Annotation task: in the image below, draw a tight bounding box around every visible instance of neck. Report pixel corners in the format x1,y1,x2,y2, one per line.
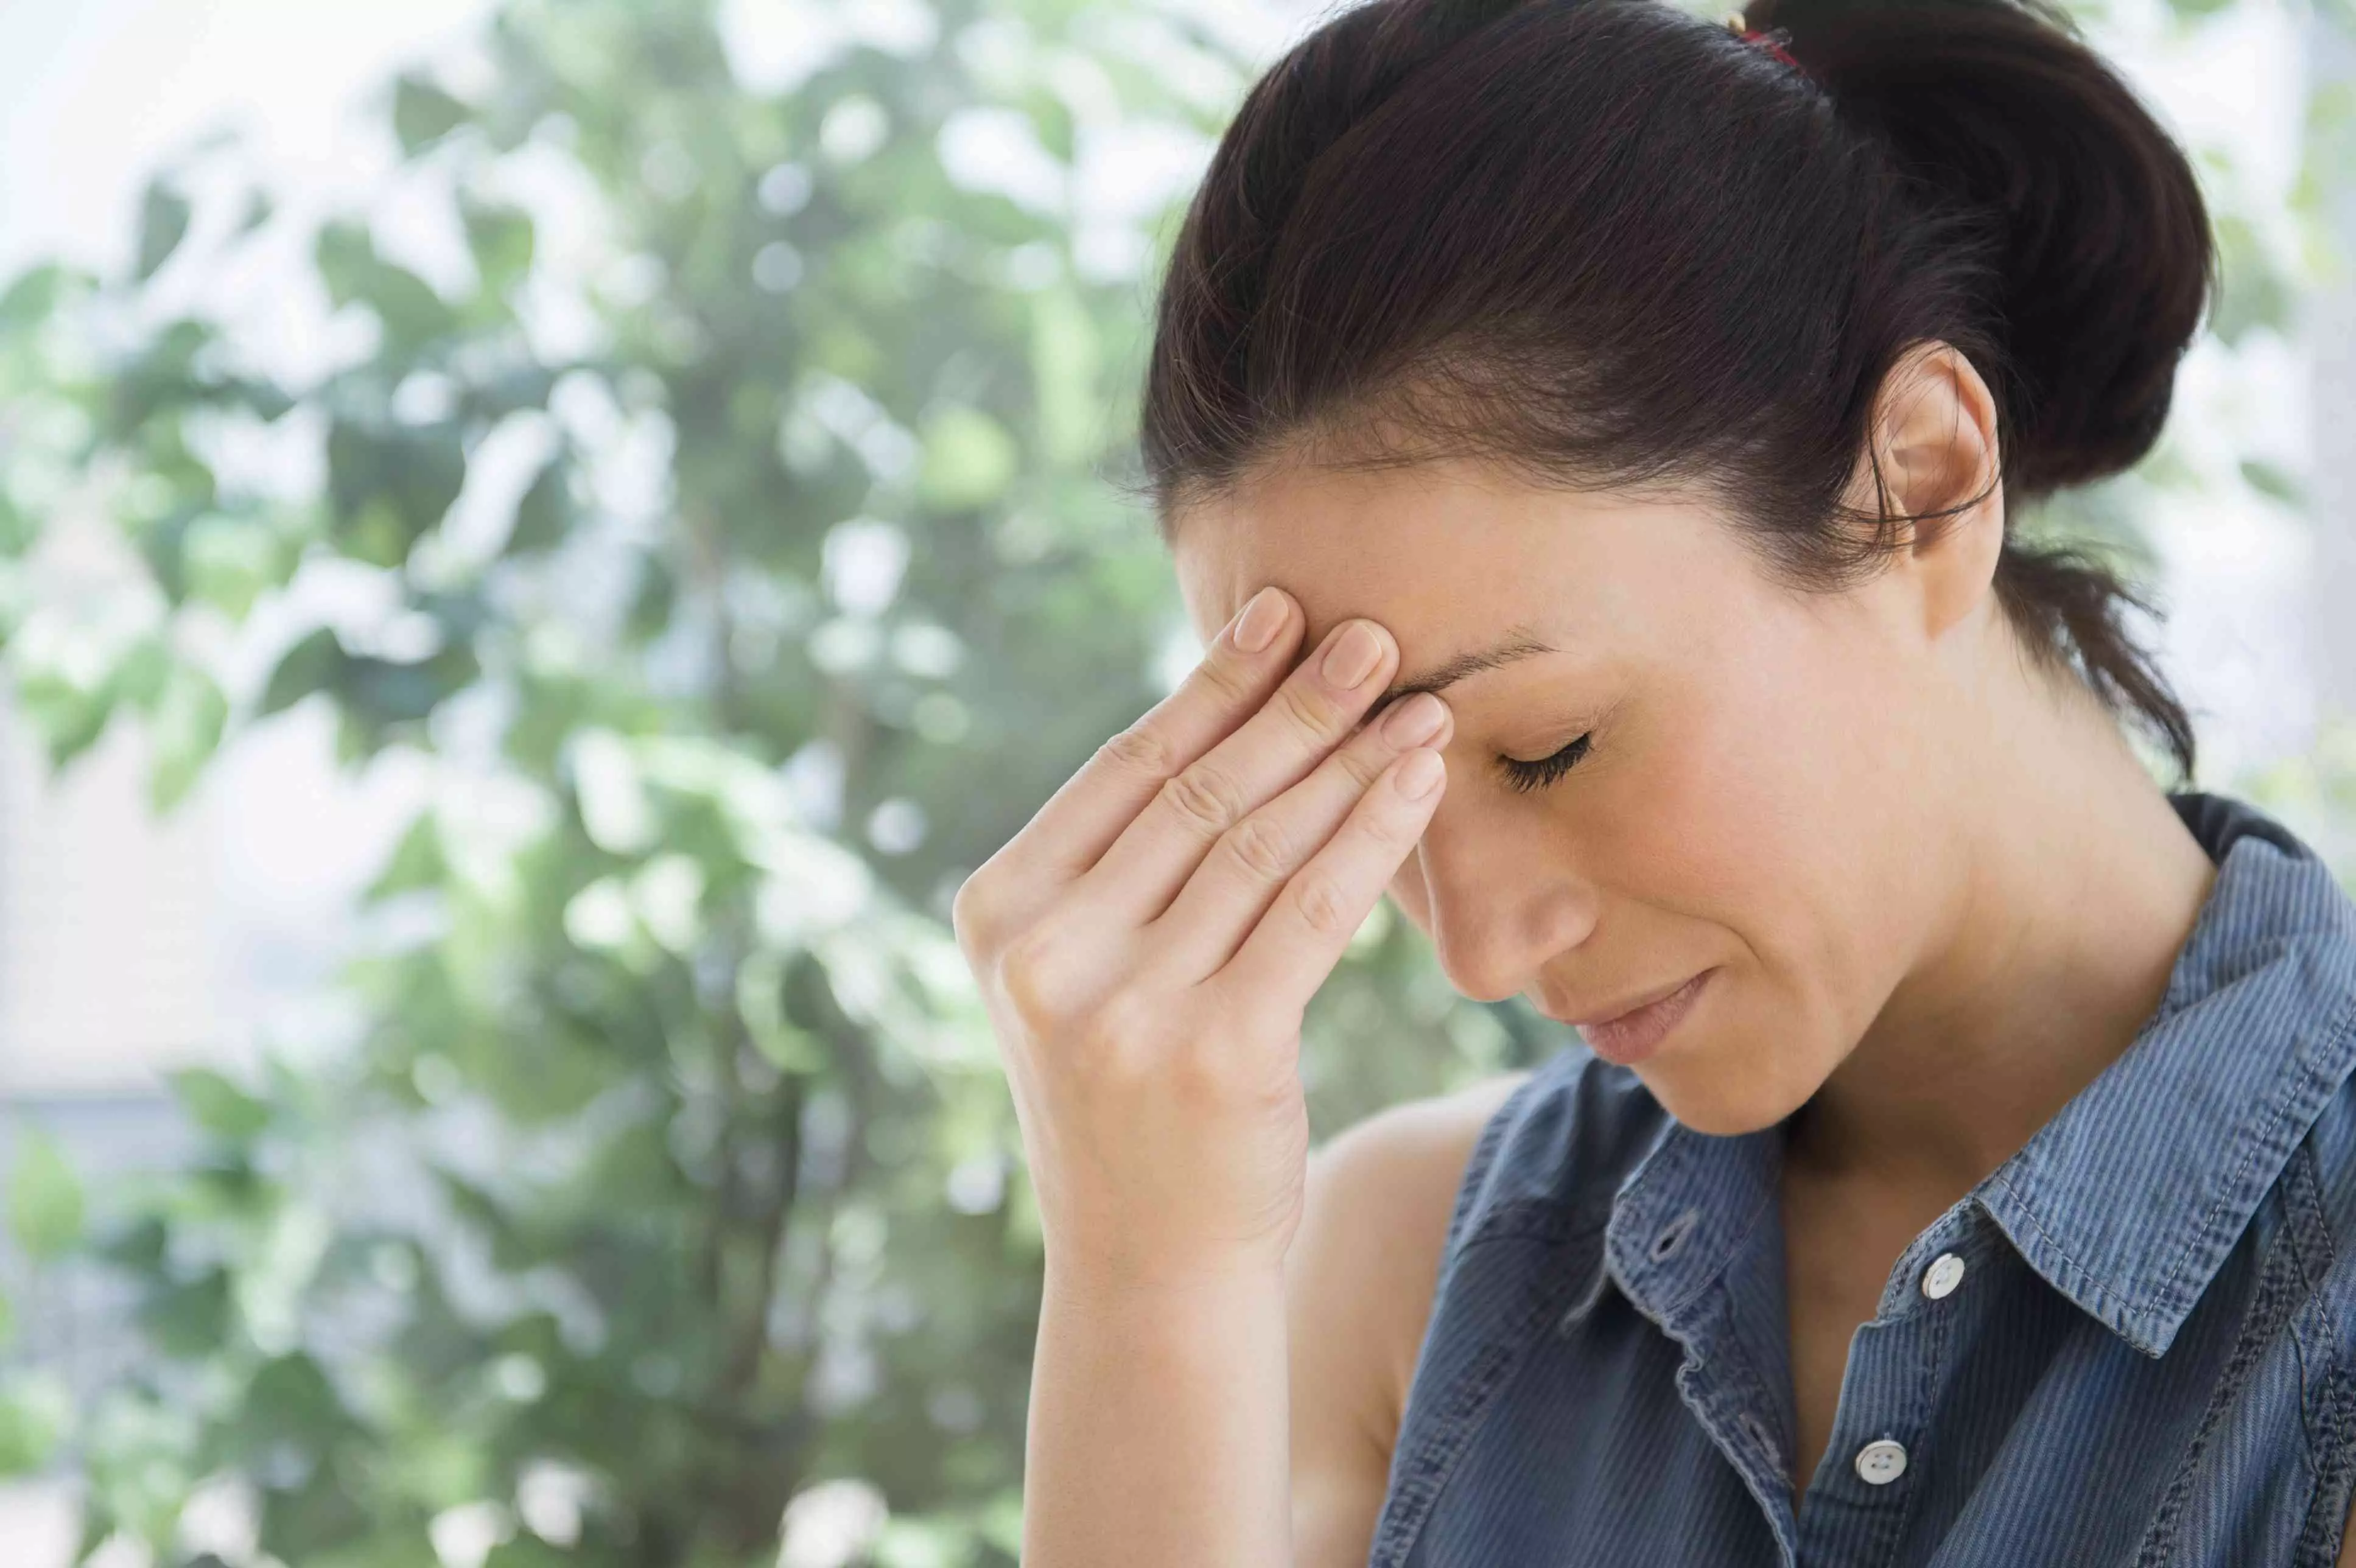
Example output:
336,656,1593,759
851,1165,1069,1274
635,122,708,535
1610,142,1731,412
1783,670,2219,1202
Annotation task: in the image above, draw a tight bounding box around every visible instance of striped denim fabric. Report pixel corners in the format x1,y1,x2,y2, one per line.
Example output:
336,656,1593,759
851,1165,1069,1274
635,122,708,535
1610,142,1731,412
1369,789,2356,1567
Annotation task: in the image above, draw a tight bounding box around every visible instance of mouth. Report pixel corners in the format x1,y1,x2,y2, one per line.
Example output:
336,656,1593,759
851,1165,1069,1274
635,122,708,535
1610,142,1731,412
1554,970,1709,1030
1544,968,1717,1066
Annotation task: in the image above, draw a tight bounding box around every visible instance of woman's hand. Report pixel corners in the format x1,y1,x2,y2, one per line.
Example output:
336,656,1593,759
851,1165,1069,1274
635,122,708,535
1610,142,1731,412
952,585,1454,1297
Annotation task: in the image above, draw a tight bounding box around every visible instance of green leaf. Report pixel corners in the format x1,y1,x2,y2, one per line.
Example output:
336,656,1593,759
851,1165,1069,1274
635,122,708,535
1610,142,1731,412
327,421,467,564
102,317,217,439
919,406,1019,511
149,663,229,811
109,632,172,710
507,456,570,552
302,1522,441,1568
261,627,348,717
15,668,114,768
740,950,827,1074
0,1375,69,1476
0,263,72,335
234,1352,349,1449
315,223,455,347
1031,284,1101,467
392,74,471,153
227,374,297,422
874,1514,969,1568
7,1126,85,1259
366,810,449,900
135,179,192,281
435,1169,533,1271
2240,458,2305,508
138,1267,233,1357
183,513,290,620
342,643,483,729
314,219,375,303
463,201,535,296
169,1067,272,1144
2209,212,2293,343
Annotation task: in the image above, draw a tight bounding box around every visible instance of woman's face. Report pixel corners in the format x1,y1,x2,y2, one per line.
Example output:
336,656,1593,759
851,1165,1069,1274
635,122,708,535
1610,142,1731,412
1171,455,1972,1135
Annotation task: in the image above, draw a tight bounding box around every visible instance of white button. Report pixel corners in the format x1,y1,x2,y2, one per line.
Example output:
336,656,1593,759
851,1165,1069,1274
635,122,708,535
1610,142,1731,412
1854,1438,1909,1486
1922,1252,1966,1300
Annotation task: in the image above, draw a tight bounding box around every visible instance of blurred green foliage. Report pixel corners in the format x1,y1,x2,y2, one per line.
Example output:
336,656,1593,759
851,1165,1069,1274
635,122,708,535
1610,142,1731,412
0,0,1543,1562
0,0,2348,1563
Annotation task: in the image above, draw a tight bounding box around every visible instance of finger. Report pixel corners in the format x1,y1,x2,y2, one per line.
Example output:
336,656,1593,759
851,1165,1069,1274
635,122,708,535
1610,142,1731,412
1074,614,1401,927
1146,690,1453,984
992,586,1306,888
1213,746,1447,1024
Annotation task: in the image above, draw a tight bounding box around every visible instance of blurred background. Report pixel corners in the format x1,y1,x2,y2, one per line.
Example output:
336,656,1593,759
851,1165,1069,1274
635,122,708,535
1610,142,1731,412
0,0,2352,1563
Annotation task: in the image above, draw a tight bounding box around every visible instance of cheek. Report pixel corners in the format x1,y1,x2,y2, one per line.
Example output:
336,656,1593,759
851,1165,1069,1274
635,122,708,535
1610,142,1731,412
1590,612,1920,1012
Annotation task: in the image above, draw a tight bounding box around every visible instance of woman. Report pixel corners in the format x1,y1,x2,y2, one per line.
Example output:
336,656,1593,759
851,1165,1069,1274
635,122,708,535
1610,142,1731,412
950,0,2356,1561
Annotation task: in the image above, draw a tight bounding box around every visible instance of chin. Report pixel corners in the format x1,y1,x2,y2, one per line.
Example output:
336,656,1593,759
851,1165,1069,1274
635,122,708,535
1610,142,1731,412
1622,1028,1816,1137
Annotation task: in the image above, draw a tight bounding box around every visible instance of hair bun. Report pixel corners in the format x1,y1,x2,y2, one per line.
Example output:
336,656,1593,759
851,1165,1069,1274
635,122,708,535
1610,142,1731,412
1752,0,2217,500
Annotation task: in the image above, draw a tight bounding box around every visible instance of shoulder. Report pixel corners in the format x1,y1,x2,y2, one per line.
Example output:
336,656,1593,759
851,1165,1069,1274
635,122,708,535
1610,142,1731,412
1284,1069,1546,1567
1286,1067,1541,1455
1287,1044,1663,1441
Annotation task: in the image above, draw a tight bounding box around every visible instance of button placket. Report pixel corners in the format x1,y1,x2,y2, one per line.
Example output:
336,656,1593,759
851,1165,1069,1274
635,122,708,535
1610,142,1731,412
1793,1309,1932,1563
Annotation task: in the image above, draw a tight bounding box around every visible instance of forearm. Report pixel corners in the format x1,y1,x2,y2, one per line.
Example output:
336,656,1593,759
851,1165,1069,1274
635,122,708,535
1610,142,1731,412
1022,1260,1292,1568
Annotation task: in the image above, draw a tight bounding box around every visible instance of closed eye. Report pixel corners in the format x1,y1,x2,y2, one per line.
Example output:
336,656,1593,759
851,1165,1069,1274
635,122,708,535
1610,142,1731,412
1499,732,1591,793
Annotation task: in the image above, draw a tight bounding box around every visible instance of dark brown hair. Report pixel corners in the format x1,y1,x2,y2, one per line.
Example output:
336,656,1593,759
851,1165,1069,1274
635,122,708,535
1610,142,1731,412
1138,0,2214,780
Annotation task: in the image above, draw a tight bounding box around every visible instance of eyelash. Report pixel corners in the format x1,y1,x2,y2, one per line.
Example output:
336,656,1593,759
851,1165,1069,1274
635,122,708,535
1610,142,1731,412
1499,732,1592,793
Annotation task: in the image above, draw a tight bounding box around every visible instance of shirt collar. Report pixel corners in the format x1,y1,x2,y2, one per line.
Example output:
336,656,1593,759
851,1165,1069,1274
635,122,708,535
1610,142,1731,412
1974,789,2356,1356
1597,790,2356,1359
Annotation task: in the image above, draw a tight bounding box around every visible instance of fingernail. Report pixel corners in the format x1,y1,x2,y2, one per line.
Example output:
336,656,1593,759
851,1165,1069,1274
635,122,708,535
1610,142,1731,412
1232,587,1286,653
1397,749,1445,799
1381,692,1445,746
1322,622,1383,688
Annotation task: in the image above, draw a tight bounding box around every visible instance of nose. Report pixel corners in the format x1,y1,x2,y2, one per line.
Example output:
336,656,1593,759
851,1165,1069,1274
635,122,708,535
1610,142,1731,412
1409,801,1600,1005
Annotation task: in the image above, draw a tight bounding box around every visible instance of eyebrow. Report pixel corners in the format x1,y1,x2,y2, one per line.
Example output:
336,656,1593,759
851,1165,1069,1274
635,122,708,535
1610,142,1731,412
1366,625,1560,713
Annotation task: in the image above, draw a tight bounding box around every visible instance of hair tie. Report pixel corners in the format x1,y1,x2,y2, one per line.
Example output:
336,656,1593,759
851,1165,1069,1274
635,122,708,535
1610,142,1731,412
1721,11,1805,73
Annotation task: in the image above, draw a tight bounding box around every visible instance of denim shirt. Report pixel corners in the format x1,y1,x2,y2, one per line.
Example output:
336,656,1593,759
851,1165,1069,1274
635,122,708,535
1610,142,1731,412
1372,790,2356,1566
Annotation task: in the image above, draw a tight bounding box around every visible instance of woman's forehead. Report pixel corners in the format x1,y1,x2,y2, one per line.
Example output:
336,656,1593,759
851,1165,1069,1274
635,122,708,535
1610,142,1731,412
1174,469,1532,618
1182,458,1742,612
1174,513,1587,656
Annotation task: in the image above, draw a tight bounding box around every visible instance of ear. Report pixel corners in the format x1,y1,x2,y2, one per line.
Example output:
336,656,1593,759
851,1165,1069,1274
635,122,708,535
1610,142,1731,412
1849,340,2006,644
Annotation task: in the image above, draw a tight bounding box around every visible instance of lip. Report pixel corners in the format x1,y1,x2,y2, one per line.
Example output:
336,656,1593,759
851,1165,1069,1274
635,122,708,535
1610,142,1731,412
1564,965,1715,1026
1556,968,1716,1066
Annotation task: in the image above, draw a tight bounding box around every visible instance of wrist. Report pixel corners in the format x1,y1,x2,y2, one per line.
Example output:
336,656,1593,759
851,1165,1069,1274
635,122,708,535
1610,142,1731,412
1043,1248,1290,1316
